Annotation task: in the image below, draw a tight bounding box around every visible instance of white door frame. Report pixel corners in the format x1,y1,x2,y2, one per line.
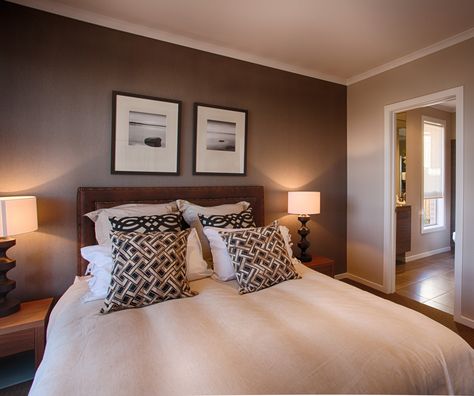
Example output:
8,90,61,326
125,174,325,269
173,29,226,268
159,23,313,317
383,86,465,324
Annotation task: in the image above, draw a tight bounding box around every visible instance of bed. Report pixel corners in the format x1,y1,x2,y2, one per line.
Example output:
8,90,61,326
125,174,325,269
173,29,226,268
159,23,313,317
30,186,474,395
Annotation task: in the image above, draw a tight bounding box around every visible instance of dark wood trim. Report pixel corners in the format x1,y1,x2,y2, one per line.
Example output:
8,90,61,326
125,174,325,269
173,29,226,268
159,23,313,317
395,205,411,261
0,298,53,368
303,256,335,278
192,102,248,176
111,91,182,175
77,185,264,275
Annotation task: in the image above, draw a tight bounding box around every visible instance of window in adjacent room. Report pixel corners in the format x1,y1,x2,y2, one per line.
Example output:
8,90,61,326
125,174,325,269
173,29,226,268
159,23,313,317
422,116,445,233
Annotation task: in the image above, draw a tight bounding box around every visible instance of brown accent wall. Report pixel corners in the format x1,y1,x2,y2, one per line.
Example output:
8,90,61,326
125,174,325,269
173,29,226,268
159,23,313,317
0,2,347,300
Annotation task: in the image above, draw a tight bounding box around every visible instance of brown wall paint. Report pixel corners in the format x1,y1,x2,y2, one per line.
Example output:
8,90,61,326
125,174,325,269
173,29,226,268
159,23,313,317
0,2,347,301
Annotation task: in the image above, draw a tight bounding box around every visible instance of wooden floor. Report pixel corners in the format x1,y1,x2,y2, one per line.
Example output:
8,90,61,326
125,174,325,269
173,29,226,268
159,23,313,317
396,251,454,314
342,278,474,348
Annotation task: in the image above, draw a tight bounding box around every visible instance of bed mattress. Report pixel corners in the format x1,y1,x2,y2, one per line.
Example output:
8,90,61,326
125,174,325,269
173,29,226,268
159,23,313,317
30,264,474,395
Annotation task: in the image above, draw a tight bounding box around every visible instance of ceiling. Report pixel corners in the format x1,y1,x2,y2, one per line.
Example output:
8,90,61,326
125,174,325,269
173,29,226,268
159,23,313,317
430,100,457,113
11,0,474,85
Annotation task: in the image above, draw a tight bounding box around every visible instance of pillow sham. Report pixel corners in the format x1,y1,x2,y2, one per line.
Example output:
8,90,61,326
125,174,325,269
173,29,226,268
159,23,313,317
203,222,295,282
176,200,250,265
109,213,182,233
198,208,255,229
101,229,197,314
176,200,250,225
219,224,301,294
80,228,211,302
85,202,178,246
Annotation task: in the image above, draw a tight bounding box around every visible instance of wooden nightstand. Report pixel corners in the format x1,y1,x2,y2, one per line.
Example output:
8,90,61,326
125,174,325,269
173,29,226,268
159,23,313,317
303,256,335,278
0,298,53,368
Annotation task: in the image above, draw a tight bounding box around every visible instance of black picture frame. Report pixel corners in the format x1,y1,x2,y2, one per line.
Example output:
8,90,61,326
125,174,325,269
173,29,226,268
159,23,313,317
193,103,248,176
111,91,181,175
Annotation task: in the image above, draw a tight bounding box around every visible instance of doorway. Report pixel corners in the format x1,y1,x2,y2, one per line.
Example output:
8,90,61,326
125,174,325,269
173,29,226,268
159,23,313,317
383,87,466,325
394,105,455,314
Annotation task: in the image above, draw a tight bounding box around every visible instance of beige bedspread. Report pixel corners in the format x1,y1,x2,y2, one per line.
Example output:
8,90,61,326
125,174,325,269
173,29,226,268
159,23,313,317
30,264,474,395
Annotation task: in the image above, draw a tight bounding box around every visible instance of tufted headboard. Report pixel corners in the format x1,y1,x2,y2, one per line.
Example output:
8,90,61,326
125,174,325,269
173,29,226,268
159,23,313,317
76,185,264,275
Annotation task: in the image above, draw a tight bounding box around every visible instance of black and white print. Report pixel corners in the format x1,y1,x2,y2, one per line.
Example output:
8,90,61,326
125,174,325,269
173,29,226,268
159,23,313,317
129,111,167,148
219,224,300,294
101,230,196,314
198,208,255,229
109,213,182,234
193,103,247,175
112,92,181,175
206,120,236,151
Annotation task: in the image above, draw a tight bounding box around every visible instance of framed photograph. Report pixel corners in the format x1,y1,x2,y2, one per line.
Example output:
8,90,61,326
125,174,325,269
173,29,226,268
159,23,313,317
111,91,181,175
193,103,247,175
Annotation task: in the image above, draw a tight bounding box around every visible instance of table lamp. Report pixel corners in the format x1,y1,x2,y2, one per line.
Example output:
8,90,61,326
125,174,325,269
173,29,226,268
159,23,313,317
288,191,320,262
0,196,38,317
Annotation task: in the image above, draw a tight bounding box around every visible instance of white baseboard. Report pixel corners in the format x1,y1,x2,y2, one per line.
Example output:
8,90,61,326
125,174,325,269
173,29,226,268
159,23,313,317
404,246,451,262
455,313,474,329
335,272,386,292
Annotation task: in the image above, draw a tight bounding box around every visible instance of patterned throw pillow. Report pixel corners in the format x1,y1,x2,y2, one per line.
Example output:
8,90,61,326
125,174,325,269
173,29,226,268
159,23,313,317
109,213,182,234
219,224,300,294
101,229,197,314
198,208,255,229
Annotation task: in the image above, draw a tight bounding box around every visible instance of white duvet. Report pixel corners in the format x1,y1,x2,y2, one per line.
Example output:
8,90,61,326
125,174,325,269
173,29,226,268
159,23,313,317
30,264,474,395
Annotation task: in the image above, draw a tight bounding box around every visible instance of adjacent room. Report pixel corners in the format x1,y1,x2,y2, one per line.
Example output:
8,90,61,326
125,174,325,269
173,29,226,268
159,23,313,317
395,101,457,314
1,0,473,395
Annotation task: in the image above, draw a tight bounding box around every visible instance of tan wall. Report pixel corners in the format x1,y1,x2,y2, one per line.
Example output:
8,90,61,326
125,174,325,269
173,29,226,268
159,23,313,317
405,108,452,257
347,37,474,321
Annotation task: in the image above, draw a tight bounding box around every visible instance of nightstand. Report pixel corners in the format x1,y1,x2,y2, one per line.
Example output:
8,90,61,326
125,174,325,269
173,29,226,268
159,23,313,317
303,256,335,278
0,298,53,368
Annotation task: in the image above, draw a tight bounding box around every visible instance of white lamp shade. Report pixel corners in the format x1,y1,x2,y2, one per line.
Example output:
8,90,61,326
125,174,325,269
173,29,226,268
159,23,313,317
288,191,320,215
0,196,38,237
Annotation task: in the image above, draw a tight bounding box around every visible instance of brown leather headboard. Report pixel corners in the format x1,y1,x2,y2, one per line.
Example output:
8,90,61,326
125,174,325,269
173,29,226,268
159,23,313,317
77,185,264,275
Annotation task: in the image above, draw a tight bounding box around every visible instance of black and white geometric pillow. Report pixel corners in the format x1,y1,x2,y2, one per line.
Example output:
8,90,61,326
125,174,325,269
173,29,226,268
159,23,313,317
109,213,182,234
101,229,197,314
219,224,301,294
198,208,255,229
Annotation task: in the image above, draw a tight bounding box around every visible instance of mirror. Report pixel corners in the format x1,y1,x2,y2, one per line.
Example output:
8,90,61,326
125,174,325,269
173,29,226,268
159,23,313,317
396,112,407,204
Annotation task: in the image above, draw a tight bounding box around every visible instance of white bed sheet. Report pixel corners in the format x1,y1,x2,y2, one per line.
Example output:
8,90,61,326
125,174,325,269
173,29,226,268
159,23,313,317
30,264,474,395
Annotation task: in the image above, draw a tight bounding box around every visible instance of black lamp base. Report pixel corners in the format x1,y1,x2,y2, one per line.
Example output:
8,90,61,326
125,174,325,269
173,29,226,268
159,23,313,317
0,297,20,317
0,237,20,318
297,252,312,263
296,215,312,262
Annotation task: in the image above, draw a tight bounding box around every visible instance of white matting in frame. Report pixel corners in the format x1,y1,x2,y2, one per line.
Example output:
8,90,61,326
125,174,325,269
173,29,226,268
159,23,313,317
194,104,247,175
112,92,181,174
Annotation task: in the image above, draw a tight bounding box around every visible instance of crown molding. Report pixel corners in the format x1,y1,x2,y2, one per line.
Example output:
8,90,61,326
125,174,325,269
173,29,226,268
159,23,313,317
346,27,474,85
8,0,474,87
8,0,346,85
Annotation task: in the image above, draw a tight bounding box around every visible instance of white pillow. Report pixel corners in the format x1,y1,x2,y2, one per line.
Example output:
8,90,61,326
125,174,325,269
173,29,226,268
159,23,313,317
278,225,294,259
203,224,294,282
81,245,114,302
203,227,237,281
185,228,213,281
80,228,211,302
176,200,250,264
85,202,178,246
82,244,114,273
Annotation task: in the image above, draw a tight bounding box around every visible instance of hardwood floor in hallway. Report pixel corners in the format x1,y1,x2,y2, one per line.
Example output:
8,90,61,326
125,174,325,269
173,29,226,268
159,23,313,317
396,251,454,314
